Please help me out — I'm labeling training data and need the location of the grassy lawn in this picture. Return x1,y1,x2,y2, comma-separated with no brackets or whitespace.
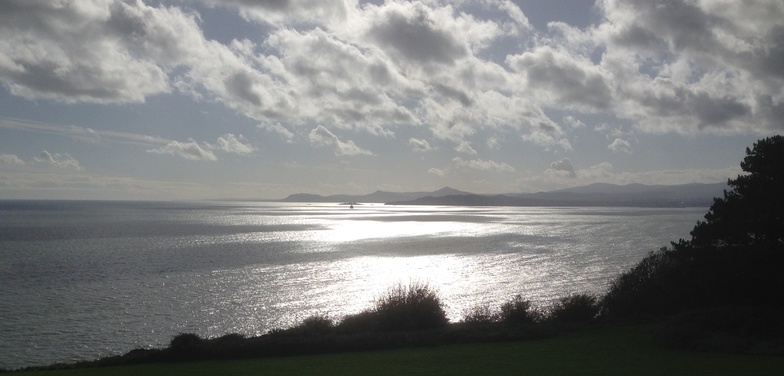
14,325,784,376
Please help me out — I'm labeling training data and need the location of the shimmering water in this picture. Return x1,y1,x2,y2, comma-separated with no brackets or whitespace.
0,200,706,369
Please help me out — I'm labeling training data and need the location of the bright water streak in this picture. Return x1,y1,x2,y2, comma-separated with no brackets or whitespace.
0,201,706,369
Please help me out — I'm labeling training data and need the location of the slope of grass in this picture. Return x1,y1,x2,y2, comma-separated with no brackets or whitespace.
12,325,784,376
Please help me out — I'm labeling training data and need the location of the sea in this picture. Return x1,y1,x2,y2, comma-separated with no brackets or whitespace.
0,200,707,370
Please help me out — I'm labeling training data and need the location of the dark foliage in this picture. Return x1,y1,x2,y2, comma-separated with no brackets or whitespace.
279,315,335,336
337,310,381,334
461,304,499,325
372,282,449,332
602,135,784,319
689,135,784,251
599,248,690,318
499,295,540,325
546,294,599,324
657,306,784,355
168,333,204,360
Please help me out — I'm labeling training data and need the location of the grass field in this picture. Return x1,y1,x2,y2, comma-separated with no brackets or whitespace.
13,325,784,376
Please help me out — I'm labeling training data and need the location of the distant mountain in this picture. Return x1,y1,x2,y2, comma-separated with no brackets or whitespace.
388,182,727,208
280,186,471,204
281,183,727,207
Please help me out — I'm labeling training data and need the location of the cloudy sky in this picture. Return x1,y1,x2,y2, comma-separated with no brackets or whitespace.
0,0,781,200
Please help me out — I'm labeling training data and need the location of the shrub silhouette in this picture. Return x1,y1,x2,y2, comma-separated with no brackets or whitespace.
372,282,449,332
337,309,380,334
282,315,335,336
499,295,539,325
546,294,598,323
461,304,498,324
168,333,203,359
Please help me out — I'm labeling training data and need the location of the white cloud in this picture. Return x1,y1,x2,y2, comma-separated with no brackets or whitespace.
608,138,633,154
591,0,784,134
205,0,349,26
0,1,179,103
308,125,372,156
215,133,255,155
147,140,217,161
547,158,577,178
562,116,586,129
409,138,433,152
0,153,25,166
452,157,514,172
455,140,477,155
428,167,446,177
34,151,82,170
258,122,295,143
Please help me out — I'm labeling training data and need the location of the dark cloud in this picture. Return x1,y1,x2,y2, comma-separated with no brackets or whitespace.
756,26,784,79
510,48,613,109
432,83,472,106
369,8,467,65
223,0,290,11
693,93,750,128
224,72,263,106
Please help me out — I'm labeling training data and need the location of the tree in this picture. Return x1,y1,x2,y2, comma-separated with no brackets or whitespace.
601,136,784,318
688,135,784,251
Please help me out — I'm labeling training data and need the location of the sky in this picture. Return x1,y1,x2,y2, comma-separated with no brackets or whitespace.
0,0,782,200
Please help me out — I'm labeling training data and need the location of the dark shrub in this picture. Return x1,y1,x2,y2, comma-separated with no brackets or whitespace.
461,304,498,324
599,247,690,319
499,295,539,325
373,282,449,332
546,294,598,323
274,315,335,337
168,333,203,359
297,314,335,334
337,309,380,334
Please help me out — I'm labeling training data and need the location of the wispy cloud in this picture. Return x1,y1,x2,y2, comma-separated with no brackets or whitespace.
147,140,217,161
34,151,83,171
0,117,169,147
453,157,515,172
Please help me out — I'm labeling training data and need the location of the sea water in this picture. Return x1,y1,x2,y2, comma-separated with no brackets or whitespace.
0,200,706,369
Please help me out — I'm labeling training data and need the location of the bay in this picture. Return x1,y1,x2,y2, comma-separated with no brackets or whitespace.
0,200,706,369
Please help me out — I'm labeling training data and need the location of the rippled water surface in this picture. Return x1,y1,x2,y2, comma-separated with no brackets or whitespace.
0,200,706,369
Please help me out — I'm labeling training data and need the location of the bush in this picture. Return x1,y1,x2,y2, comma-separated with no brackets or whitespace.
337,310,380,334
599,248,690,319
499,295,540,325
546,294,598,323
168,333,203,359
273,315,335,336
373,282,449,332
461,304,499,324
296,315,335,334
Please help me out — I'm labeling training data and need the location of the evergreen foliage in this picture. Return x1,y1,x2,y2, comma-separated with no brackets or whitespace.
689,135,784,251
601,135,784,318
